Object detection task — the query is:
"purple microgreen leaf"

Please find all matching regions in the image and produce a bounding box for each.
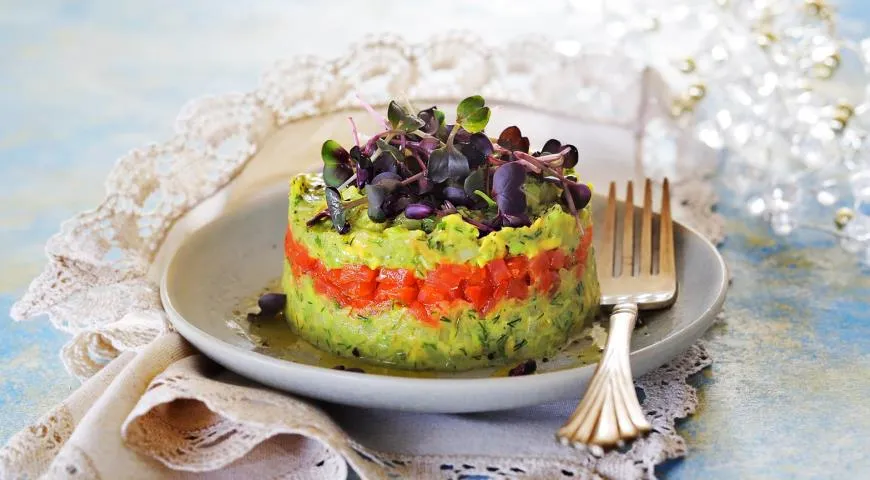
[443,183,471,207]
[492,162,528,220]
[540,139,562,155]
[561,144,579,168]
[497,126,530,154]
[469,132,494,158]
[325,187,350,234]
[373,139,402,176]
[459,142,487,169]
[384,195,411,218]
[365,184,391,223]
[562,178,578,219]
[321,140,354,188]
[405,203,435,219]
[440,124,471,145]
[417,107,444,135]
[387,100,425,132]
[492,162,527,195]
[427,146,470,184]
[373,154,399,176]
[563,181,592,210]
[496,193,528,217]
[372,171,403,188]
[463,168,486,198]
[349,145,372,188]
[418,136,441,154]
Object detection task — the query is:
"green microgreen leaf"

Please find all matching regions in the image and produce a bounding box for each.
[387,101,405,128]
[387,100,425,132]
[455,95,491,134]
[456,95,485,121]
[462,107,491,133]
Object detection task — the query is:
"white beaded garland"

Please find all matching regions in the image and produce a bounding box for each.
[564,0,870,262]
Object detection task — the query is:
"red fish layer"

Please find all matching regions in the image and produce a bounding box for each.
[284,226,593,327]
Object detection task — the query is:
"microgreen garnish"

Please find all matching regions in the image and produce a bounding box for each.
[324,187,349,234]
[306,95,593,235]
[387,100,426,132]
[321,140,354,188]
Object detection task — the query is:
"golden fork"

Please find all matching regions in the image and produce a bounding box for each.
[557,178,677,452]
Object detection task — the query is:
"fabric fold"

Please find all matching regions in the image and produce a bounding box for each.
[41,334,195,479]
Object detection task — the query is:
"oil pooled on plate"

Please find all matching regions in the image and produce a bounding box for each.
[228,278,616,378]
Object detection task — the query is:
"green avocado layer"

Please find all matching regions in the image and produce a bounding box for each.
[281,255,600,371]
[288,173,591,274]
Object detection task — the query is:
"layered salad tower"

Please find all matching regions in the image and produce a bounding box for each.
[282,96,599,370]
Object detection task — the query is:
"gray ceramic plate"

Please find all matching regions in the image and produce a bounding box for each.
[161,186,727,413]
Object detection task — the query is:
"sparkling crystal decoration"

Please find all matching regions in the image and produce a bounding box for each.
[565,0,870,263]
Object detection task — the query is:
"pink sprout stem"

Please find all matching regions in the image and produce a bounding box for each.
[355,93,390,129]
[348,116,361,148]
[401,171,425,185]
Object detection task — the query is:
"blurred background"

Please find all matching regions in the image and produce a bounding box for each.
[2,0,869,476]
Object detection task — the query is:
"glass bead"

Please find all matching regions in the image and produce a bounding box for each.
[770,211,796,236]
[849,170,870,203]
[747,196,767,216]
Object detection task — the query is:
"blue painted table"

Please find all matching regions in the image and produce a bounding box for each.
[2,2,869,477]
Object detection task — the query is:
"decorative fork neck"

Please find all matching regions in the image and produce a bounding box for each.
[611,303,638,317]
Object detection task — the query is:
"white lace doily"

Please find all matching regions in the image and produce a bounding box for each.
[8,33,722,479]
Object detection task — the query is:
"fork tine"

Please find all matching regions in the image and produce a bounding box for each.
[640,179,653,276]
[620,181,635,277]
[599,182,618,277]
[659,178,675,275]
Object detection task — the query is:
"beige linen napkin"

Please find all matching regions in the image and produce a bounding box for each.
[0,331,711,480]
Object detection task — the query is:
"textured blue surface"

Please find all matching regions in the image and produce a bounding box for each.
[1,2,869,478]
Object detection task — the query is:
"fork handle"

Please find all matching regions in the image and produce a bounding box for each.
[556,302,652,451]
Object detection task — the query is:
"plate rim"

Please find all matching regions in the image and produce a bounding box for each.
[161,186,728,392]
